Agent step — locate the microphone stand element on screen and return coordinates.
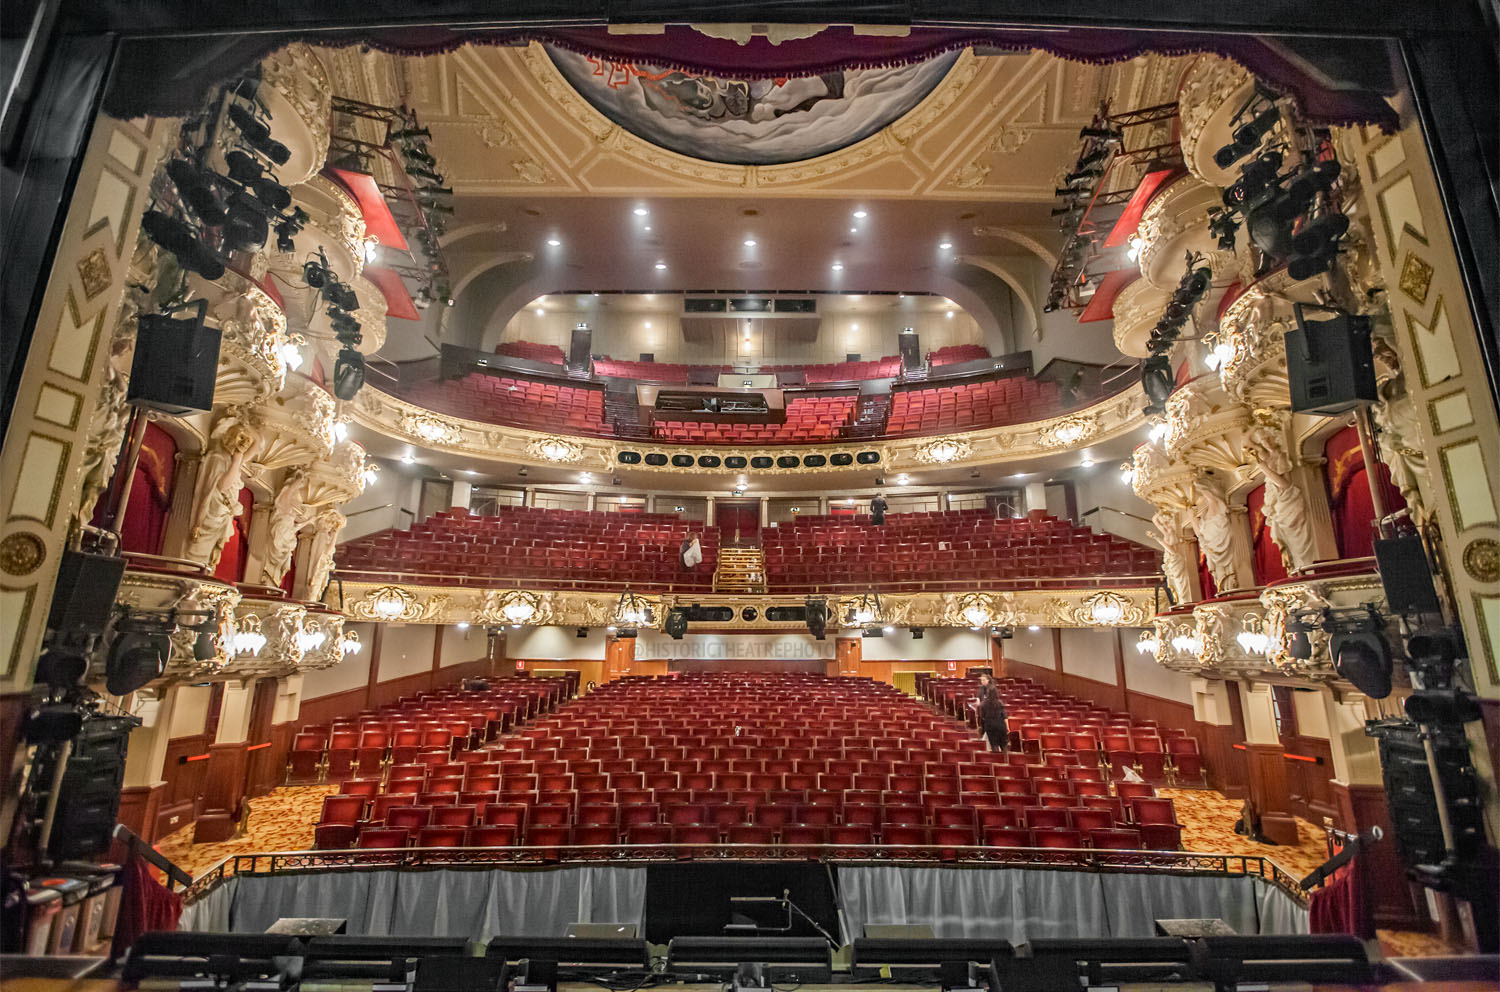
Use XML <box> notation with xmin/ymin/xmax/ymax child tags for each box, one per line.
<box><xmin>781</xmin><ymin>889</ymin><xmax>839</xmax><ymax>948</ymax></box>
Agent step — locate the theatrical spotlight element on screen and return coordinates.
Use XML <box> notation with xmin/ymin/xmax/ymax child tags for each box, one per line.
<box><xmin>333</xmin><ymin>347</ymin><xmax>366</xmax><ymax>401</ymax></box>
<box><xmin>165</xmin><ymin>159</ymin><xmax>226</xmax><ymax>225</ymax></box>
<box><xmin>226</xmin><ymin>103</ymin><xmax>291</xmax><ymax>165</ymax></box>
<box><xmin>106</xmin><ymin>612</ymin><xmax>172</xmax><ymax>696</ymax></box>
<box><xmin>665</xmin><ymin>608</ymin><xmax>689</xmax><ymax>640</ymax></box>
<box><xmin>1214</xmin><ymin>105</ymin><xmax>1281</xmax><ymax>169</ymax></box>
<box><xmin>1079</xmin><ymin>125</ymin><xmax>1123</xmax><ymax>142</ymax></box>
<box><xmin>1064</xmin><ymin>168</ymin><xmax>1102</xmax><ymax>186</ymax></box>
<box><xmin>1141</xmin><ymin>355</ymin><xmax>1174</xmax><ymax>404</ymax></box>
<box><xmin>805</xmin><ymin>599</ymin><xmax>829</xmax><ymax>640</ymax></box>
<box><xmin>390</xmin><ymin>126</ymin><xmax>432</xmax><ymax>141</ymax></box>
<box><xmin>1247</xmin><ymin>159</ymin><xmax>1342</xmax><ymax>258</ymax></box>
<box><xmin>1326</xmin><ymin>605</ymin><xmax>1392</xmax><ymax>698</ymax></box>
<box><xmin>140</xmin><ymin>210</ymin><xmax>226</xmax><ymax>280</ymax></box>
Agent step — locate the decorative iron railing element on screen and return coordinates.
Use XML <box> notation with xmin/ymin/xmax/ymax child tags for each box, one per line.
<box><xmin>181</xmin><ymin>843</ymin><xmax>1308</xmax><ymax>908</ymax></box>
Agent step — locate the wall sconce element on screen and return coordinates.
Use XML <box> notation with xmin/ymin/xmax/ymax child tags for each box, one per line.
<box><xmin>339</xmin><ymin>629</ymin><xmax>361</xmax><ymax>656</ymax></box>
<box><xmin>232</xmin><ymin>614</ymin><xmax>266</xmax><ymax>656</ymax></box>
<box><xmin>1237</xmin><ymin>612</ymin><xmax>1270</xmax><ymax>654</ymax></box>
<box><xmin>1136</xmin><ymin>629</ymin><xmax>1159</xmax><ymax>655</ymax></box>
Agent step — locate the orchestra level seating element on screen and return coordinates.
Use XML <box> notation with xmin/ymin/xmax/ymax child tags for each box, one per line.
<box><xmin>307</xmin><ymin>673</ymin><xmax>1190</xmax><ymax>855</ymax></box>
<box><xmin>763</xmin><ymin>509</ymin><xmax>1161</xmax><ymax>591</ymax></box>
<box><xmin>335</xmin><ymin>507</ymin><xmax>719</xmax><ymax>590</ymax></box>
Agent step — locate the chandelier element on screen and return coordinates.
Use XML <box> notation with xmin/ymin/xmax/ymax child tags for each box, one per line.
<box><xmin>841</xmin><ymin>591</ymin><xmax>884</xmax><ymax>629</ymax></box>
<box><xmin>613</xmin><ymin>590</ymin><xmax>656</xmax><ymax>629</ymax></box>
<box><xmin>231</xmin><ymin>614</ymin><xmax>266</xmax><ymax>656</ymax></box>
<box><xmin>493</xmin><ymin>589</ymin><xmax>542</xmax><ymax>626</ymax></box>
<box><xmin>915</xmin><ymin>438</ymin><xmax>969</xmax><ymax>464</ymax></box>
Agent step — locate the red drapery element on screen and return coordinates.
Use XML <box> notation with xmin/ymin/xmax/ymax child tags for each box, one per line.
<box><xmin>213</xmin><ymin>488</ymin><xmax>255</xmax><ymax>584</ymax></box>
<box><xmin>1246</xmin><ymin>484</ymin><xmax>1289</xmax><ymax>586</ymax></box>
<box><xmin>1197</xmin><ymin>546</ymin><xmax>1217</xmax><ymax>600</ymax></box>
<box><xmin>1323</xmin><ymin>425</ymin><xmax>1406</xmax><ymax>560</ymax></box>
<box><xmin>117</xmin><ymin>423</ymin><xmax>177</xmax><ymax>556</ymax></box>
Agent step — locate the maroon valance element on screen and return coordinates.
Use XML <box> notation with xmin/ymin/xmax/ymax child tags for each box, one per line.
<box><xmin>105</xmin><ymin>25</ymin><xmax>1398</xmax><ymax>131</ymax></box>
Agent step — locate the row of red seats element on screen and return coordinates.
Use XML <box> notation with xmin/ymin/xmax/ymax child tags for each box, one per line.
<box><xmin>395</xmin><ymin>373</ymin><xmax>611</xmax><ymax>436</ymax></box>
<box><xmin>652</xmin><ymin>395</ymin><xmax>857</xmax><ymax>444</ymax></box>
<box><xmin>335</xmin><ymin>507</ymin><xmax>719</xmax><ymax>590</ymax></box>
<box><xmin>929</xmin><ymin>344</ymin><xmax>990</xmax><ymax>366</ymax></box>
<box><xmin>886</xmin><ymin>376</ymin><xmax>1062</xmax><ymax>435</ymax></box>
<box><xmin>494</xmin><ymin>340</ymin><xmax>567</xmax><ymax>364</ymax></box>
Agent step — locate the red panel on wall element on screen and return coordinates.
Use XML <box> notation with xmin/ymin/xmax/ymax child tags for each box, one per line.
<box><xmin>118</xmin><ymin>423</ymin><xmax>178</xmax><ymax>555</ymax></box>
<box><xmin>1323</xmin><ymin>425</ymin><xmax>1406</xmax><ymax>560</ymax></box>
<box><xmin>213</xmin><ymin>488</ymin><xmax>256</xmax><ymax>584</ymax></box>
<box><xmin>1246</xmin><ymin>484</ymin><xmax>1289</xmax><ymax>585</ymax></box>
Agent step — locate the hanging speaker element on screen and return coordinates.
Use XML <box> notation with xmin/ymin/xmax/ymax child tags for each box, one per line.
<box><xmin>1374</xmin><ymin>536</ymin><xmax>1441</xmax><ymax>615</ymax></box>
<box><xmin>1284</xmin><ymin>312</ymin><xmax>1376</xmax><ymax>416</ymax></box>
<box><xmin>127</xmin><ymin>304</ymin><xmax>221</xmax><ymax>414</ymax></box>
<box><xmin>48</xmin><ymin>714</ymin><xmax>138</xmax><ymax>860</ymax></box>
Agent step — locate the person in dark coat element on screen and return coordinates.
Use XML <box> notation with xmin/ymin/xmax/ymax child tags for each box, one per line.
<box><xmin>975</xmin><ymin>673</ymin><xmax>1009</xmax><ymax>752</ymax></box>
<box><xmin>870</xmin><ymin>493</ymin><xmax>888</xmax><ymax>525</ymax></box>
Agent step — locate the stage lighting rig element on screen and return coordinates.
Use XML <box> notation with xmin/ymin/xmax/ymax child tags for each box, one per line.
<box><xmin>1214</xmin><ymin>103</ymin><xmax>1281</xmax><ymax>169</ymax></box>
<box><xmin>226</xmin><ymin>102</ymin><xmax>291</xmax><ymax>166</ymax></box>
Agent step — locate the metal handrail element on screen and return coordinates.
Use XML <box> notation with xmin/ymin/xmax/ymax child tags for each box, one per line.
<box><xmin>181</xmin><ymin>843</ymin><xmax>1308</xmax><ymax>908</ymax></box>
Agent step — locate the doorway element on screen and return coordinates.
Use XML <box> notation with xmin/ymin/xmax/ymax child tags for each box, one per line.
<box><xmin>716</xmin><ymin>500</ymin><xmax>760</xmax><ymax>546</ymax></box>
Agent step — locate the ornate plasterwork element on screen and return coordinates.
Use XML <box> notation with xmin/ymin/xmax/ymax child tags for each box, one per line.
<box><xmin>513</xmin><ymin>44</ymin><xmax>986</xmax><ymax>191</ymax></box>
<box><xmin>352</xmin><ymin>384</ymin><xmax>1143</xmax><ymax>476</ymax></box>
<box><xmin>331</xmin><ymin>580</ymin><xmax>1159</xmax><ymax>630</ymax></box>
<box><xmin>258</xmin><ymin>43</ymin><xmax>334</xmax><ymax>187</ymax></box>
<box><xmin>253</xmin><ymin>374</ymin><xmax>337</xmax><ymax>469</ymax></box>
<box><xmin>1216</xmin><ymin>275</ymin><xmax>1299</xmax><ymax>410</ymax></box>
<box><xmin>210</xmin><ymin>273</ymin><xmax>290</xmax><ymax>407</ymax></box>
<box><xmin>1041</xmin><ymin>413</ymin><xmax>1098</xmax><ymax>448</ymax></box>
<box><xmin>526</xmin><ymin>436</ymin><xmax>584</xmax><ymax>463</ymax></box>
<box><xmin>1135</xmin><ymin>176</ymin><xmax>1235</xmax><ymax>291</ymax></box>
<box><xmin>1176</xmin><ymin>55</ymin><xmax>1254</xmax><ymax>185</ymax></box>
<box><xmin>912</xmin><ymin>437</ymin><xmax>971</xmax><ymax>465</ymax></box>
<box><xmin>304</xmin><ymin>439</ymin><xmax>369</xmax><ymax>507</ymax></box>
<box><xmin>1162</xmin><ymin>376</ymin><xmax>1251</xmax><ymax>474</ymax></box>
<box><xmin>1111</xmin><ymin>276</ymin><xmax>1170</xmax><ymax>358</ymax></box>
<box><xmin>113</xmin><ymin>569</ymin><xmax>243</xmax><ymax>680</ymax></box>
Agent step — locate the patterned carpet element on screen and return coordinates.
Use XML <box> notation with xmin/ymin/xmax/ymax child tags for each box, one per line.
<box><xmin>155</xmin><ymin>782</ymin><xmax>1455</xmax><ymax>956</ymax></box>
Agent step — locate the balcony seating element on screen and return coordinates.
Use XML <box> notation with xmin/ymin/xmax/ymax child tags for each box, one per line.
<box><xmin>495</xmin><ymin>341</ymin><xmax>566</xmax><ymax>365</ymax></box>
<box><xmin>652</xmin><ymin>394</ymin><xmax>857</xmax><ymax>444</ymax></box>
<box><xmin>928</xmin><ymin>344</ymin><xmax>990</xmax><ymax>366</ymax></box>
<box><xmin>309</xmin><ymin>673</ymin><xmax>1187</xmax><ymax>857</ymax></box>
<box><xmin>395</xmin><ymin>374</ymin><xmax>609</xmax><ymax>435</ymax></box>
<box><xmin>886</xmin><ymin>376</ymin><xmax>1062</xmax><ymax>435</ymax></box>
<box><xmin>762</xmin><ymin>509</ymin><xmax>1160</xmax><ymax>592</ymax></box>
<box><xmin>335</xmin><ymin>506</ymin><xmax>719</xmax><ymax>591</ymax></box>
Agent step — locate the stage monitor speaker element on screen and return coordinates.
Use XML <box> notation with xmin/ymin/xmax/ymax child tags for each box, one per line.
<box><xmin>1375</xmin><ymin>536</ymin><xmax>1441</xmax><ymax>615</ymax></box>
<box><xmin>127</xmin><ymin>310</ymin><xmax>221</xmax><ymax>414</ymax></box>
<box><xmin>568</xmin><ymin>323</ymin><xmax>592</xmax><ymax>370</ymax></box>
<box><xmin>47</xmin><ymin>550</ymin><xmax>127</xmax><ymax>636</ymax></box>
<box><xmin>48</xmin><ymin>714</ymin><xmax>137</xmax><ymax>859</ymax></box>
<box><xmin>1284</xmin><ymin>313</ymin><xmax>1376</xmax><ymax>415</ymax></box>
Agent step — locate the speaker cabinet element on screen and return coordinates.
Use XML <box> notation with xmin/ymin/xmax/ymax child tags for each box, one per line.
<box><xmin>47</xmin><ymin>550</ymin><xmax>127</xmax><ymax>636</ymax></box>
<box><xmin>1284</xmin><ymin>314</ymin><xmax>1376</xmax><ymax>415</ymax></box>
<box><xmin>127</xmin><ymin>312</ymin><xmax>221</xmax><ymax>414</ymax></box>
<box><xmin>1375</xmin><ymin>536</ymin><xmax>1441</xmax><ymax>614</ymax></box>
<box><xmin>48</xmin><ymin>715</ymin><xmax>137</xmax><ymax>859</ymax></box>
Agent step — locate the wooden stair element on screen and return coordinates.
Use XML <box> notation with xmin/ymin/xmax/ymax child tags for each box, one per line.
<box><xmin>714</xmin><ymin>547</ymin><xmax>766</xmax><ymax>593</ymax></box>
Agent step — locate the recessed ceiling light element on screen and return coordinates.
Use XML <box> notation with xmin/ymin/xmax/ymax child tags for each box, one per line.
<box><xmin>743</xmin><ymin>238</ymin><xmax>757</xmax><ymax>247</ymax></box>
<box><xmin>464</xmin><ymin>469</ymin><xmax>478</xmax><ymax>476</ymax></box>
<box><xmin>851</xmin><ymin>322</ymin><xmax>859</xmax><ymax>331</ymax></box>
<box><xmin>546</xmin><ymin>238</ymin><xmax>561</xmax><ymax>247</ymax></box>
<box><xmin>831</xmin><ymin>262</ymin><xmax>844</xmax><ymax>271</ymax></box>
<box><xmin>654</xmin><ymin>261</ymin><xmax>667</xmax><ymax>270</ymax></box>
<box><xmin>643</xmin><ymin>225</ymin><xmax>652</xmax><ymax>231</ymax></box>
<box><xmin>633</xmin><ymin>206</ymin><xmax>648</xmax><ymax>216</ymax></box>
<box><xmin>1081</xmin><ymin>458</ymin><xmax>1095</xmax><ymax>467</ymax></box>
<box><xmin>400</xmin><ymin>454</ymin><xmax>415</xmax><ymax>464</ymax></box>
<box><xmin>534</xmin><ymin>307</ymin><xmax>544</xmax><ymax>316</ymax></box>
<box><xmin>853</xmin><ymin>209</ymin><xmax>867</xmax><ymax>218</ymax></box>
<box><xmin>939</xmin><ymin>241</ymin><xmax>952</xmax><ymax>250</ymax></box>
<box><xmin>945</xmin><ymin>310</ymin><xmax>955</xmax><ymax>319</ymax></box>
<box><xmin>850</xmin><ymin>227</ymin><xmax>858</xmax><ymax>233</ymax></box>
<box><xmin>1028</xmin><ymin>624</ymin><xmax>1041</xmax><ymax>632</ymax></box>
<box><xmin>644</xmin><ymin>320</ymin><xmax>652</xmax><ymax>328</ymax></box>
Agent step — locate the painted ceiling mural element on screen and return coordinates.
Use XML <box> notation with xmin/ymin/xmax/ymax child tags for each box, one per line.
<box><xmin>546</xmin><ymin>45</ymin><xmax>961</xmax><ymax>166</ymax></box>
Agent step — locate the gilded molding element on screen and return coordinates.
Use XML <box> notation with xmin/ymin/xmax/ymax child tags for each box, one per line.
<box><xmin>352</xmin><ymin>384</ymin><xmax>1143</xmax><ymax>475</ymax></box>
<box><xmin>331</xmin><ymin>580</ymin><xmax>1159</xmax><ymax>630</ymax></box>
<box><xmin>1176</xmin><ymin>55</ymin><xmax>1254</xmax><ymax>185</ymax></box>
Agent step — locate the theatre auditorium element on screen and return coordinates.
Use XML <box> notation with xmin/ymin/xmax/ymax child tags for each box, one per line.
<box><xmin>1</xmin><ymin>3</ymin><xmax>1497</xmax><ymax>989</ymax></box>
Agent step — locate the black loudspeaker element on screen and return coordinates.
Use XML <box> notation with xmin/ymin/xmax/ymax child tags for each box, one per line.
<box><xmin>568</xmin><ymin>323</ymin><xmax>593</xmax><ymax>370</ymax></box>
<box><xmin>48</xmin><ymin>714</ymin><xmax>137</xmax><ymax>859</ymax></box>
<box><xmin>1373</xmin><ymin>721</ymin><xmax>1486</xmax><ymax>866</ymax></box>
<box><xmin>47</xmin><ymin>550</ymin><xmax>127</xmax><ymax>636</ymax></box>
<box><xmin>127</xmin><ymin>308</ymin><xmax>221</xmax><ymax>414</ymax></box>
<box><xmin>1284</xmin><ymin>313</ymin><xmax>1376</xmax><ymax>415</ymax></box>
<box><xmin>664</xmin><ymin>609</ymin><xmax>688</xmax><ymax>640</ymax></box>
<box><xmin>1375</xmin><ymin>536</ymin><xmax>1441</xmax><ymax>615</ymax></box>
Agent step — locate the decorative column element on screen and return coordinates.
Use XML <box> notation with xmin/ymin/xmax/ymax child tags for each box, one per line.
<box><xmin>117</xmin><ymin>686</ymin><xmax>179</xmax><ymax>843</ymax></box>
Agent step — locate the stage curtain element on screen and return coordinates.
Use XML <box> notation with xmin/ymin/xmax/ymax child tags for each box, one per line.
<box><xmin>118</xmin><ymin>422</ymin><xmax>177</xmax><ymax>555</ymax></box>
<box><xmin>1246</xmin><ymin>484</ymin><xmax>1288</xmax><ymax>585</ymax></box>
<box><xmin>222</xmin><ymin>866</ymin><xmax>644</xmax><ymax>940</ymax></box>
<box><xmin>213</xmin><ymin>488</ymin><xmax>255</xmax><ymax>584</ymax></box>
<box><xmin>838</xmin><ymin>866</ymin><xmax>1307</xmax><ymax>939</ymax></box>
<box><xmin>1323</xmin><ymin>426</ymin><xmax>1406</xmax><ymax>560</ymax></box>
